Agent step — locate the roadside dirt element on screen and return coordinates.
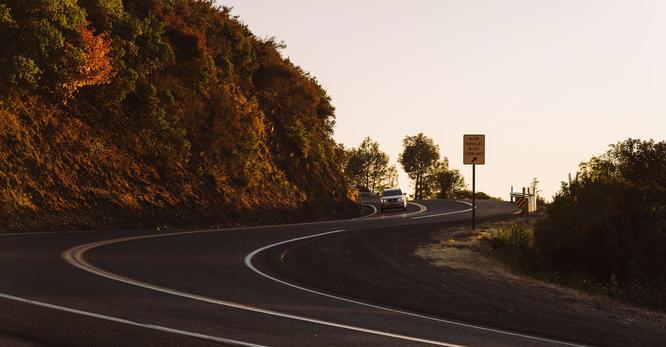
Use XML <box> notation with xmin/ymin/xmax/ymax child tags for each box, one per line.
<box><xmin>272</xmin><ymin>217</ymin><xmax>666</xmax><ymax>347</ymax></box>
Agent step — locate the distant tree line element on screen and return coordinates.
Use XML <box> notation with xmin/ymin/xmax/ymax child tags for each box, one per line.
<box><xmin>341</xmin><ymin>133</ymin><xmax>473</xmax><ymax>200</ymax></box>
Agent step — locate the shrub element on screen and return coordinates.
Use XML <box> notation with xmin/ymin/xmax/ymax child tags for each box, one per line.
<box><xmin>489</xmin><ymin>222</ymin><xmax>539</xmax><ymax>271</ymax></box>
<box><xmin>0</xmin><ymin>0</ymin><xmax>358</xmax><ymax>232</ymax></box>
<box><xmin>535</xmin><ymin>139</ymin><xmax>666</xmax><ymax>308</ymax></box>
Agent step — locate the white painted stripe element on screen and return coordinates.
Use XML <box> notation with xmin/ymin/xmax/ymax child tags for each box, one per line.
<box><xmin>61</xmin><ymin>234</ymin><xmax>463</xmax><ymax>347</ymax></box>
<box><xmin>412</xmin><ymin>200</ymin><xmax>473</xmax><ymax>219</ymax></box>
<box><xmin>354</xmin><ymin>201</ymin><xmax>427</xmax><ymax>220</ymax></box>
<box><xmin>244</xmin><ymin>230</ymin><xmax>585</xmax><ymax>347</ymax></box>
<box><xmin>406</xmin><ymin>201</ymin><xmax>428</xmax><ymax>216</ymax></box>
<box><xmin>1</xmin><ymin>200</ymin><xmax>423</xmax><ymax>237</ymax></box>
<box><xmin>0</xmin><ymin>292</ymin><xmax>263</xmax><ymax>346</ymax></box>
<box><xmin>16</xmin><ymin>200</ymin><xmax>564</xmax><ymax>346</ymax></box>
<box><xmin>353</xmin><ymin>204</ymin><xmax>378</xmax><ymax>219</ymax></box>
<box><xmin>454</xmin><ymin>200</ymin><xmax>474</xmax><ymax>207</ymax></box>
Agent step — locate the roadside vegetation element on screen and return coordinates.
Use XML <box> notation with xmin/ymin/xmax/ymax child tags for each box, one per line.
<box><xmin>397</xmin><ymin>133</ymin><xmax>500</xmax><ymax>200</ymax></box>
<box><xmin>342</xmin><ymin>137</ymin><xmax>397</xmax><ymax>193</ymax></box>
<box><xmin>488</xmin><ymin>139</ymin><xmax>666</xmax><ymax>310</ymax></box>
<box><xmin>0</xmin><ymin>0</ymin><xmax>359</xmax><ymax>232</ymax></box>
<box><xmin>341</xmin><ymin>133</ymin><xmax>500</xmax><ymax>200</ymax></box>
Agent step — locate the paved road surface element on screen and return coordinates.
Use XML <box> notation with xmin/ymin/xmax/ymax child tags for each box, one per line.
<box><xmin>0</xmin><ymin>199</ymin><xmax>586</xmax><ymax>346</ymax></box>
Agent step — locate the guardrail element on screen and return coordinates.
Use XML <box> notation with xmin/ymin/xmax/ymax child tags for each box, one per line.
<box><xmin>510</xmin><ymin>187</ymin><xmax>537</xmax><ymax>213</ymax></box>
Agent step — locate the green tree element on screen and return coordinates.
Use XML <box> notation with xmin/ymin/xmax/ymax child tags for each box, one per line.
<box><xmin>399</xmin><ymin>133</ymin><xmax>440</xmax><ymax>200</ymax></box>
<box><xmin>344</xmin><ymin>137</ymin><xmax>390</xmax><ymax>193</ymax></box>
<box><xmin>385</xmin><ymin>164</ymin><xmax>399</xmax><ymax>188</ymax></box>
<box><xmin>436</xmin><ymin>167</ymin><xmax>466</xmax><ymax>199</ymax></box>
<box><xmin>374</xmin><ymin>164</ymin><xmax>399</xmax><ymax>193</ymax></box>
<box><xmin>419</xmin><ymin>159</ymin><xmax>445</xmax><ymax>199</ymax></box>
<box><xmin>0</xmin><ymin>0</ymin><xmax>113</xmax><ymax>99</ymax></box>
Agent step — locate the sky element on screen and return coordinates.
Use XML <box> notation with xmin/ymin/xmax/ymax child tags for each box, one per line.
<box><xmin>220</xmin><ymin>0</ymin><xmax>666</xmax><ymax>200</ymax></box>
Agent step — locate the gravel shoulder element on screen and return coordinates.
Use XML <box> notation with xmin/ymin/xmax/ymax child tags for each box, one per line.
<box><xmin>272</xmin><ymin>217</ymin><xmax>666</xmax><ymax>346</ymax></box>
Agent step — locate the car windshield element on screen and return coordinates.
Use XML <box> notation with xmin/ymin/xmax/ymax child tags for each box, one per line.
<box><xmin>382</xmin><ymin>189</ymin><xmax>402</xmax><ymax>197</ymax></box>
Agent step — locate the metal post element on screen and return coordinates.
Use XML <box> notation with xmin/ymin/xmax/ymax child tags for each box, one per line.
<box><xmin>472</xmin><ymin>164</ymin><xmax>476</xmax><ymax>230</ymax></box>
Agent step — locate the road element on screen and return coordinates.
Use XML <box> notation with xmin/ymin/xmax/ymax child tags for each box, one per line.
<box><xmin>0</xmin><ymin>199</ymin><xmax>587</xmax><ymax>346</ymax></box>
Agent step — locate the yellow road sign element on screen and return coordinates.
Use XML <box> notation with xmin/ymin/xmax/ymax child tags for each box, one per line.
<box><xmin>463</xmin><ymin>134</ymin><xmax>485</xmax><ymax>165</ymax></box>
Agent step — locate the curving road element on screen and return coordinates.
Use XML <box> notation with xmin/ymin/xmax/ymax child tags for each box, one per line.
<box><xmin>0</xmin><ymin>199</ymin><xmax>589</xmax><ymax>346</ymax></box>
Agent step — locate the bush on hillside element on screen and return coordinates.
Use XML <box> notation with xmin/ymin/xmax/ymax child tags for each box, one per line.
<box><xmin>535</xmin><ymin>139</ymin><xmax>666</xmax><ymax>308</ymax></box>
<box><xmin>0</xmin><ymin>0</ymin><xmax>358</xmax><ymax>232</ymax></box>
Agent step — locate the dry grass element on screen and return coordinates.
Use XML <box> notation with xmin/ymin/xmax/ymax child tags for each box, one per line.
<box><xmin>415</xmin><ymin>221</ymin><xmax>521</xmax><ymax>280</ymax></box>
<box><xmin>416</xmin><ymin>219</ymin><xmax>666</xmax><ymax>325</ymax></box>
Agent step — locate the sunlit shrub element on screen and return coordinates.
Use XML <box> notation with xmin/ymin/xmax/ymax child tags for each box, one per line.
<box><xmin>0</xmin><ymin>0</ymin><xmax>358</xmax><ymax>232</ymax></box>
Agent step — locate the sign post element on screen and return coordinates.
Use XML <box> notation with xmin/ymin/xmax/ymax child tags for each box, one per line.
<box><xmin>463</xmin><ymin>134</ymin><xmax>485</xmax><ymax>230</ymax></box>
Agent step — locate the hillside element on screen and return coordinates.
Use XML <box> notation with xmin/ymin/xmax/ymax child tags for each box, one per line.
<box><xmin>0</xmin><ymin>0</ymin><xmax>359</xmax><ymax>232</ymax></box>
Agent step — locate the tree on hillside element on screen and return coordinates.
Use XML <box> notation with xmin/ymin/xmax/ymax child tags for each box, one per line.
<box><xmin>399</xmin><ymin>133</ymin><xmax>440</xmax><ymax>200</ymax></box>
<box><xmin>344</xmin><ymin>137</ymin><xmax>391</xmax><ymax>193</ymax></box>
<box><xmin>373</xmin><ymin>164</ymin><xmax>399</xmax><ymax>193</ymax></box>
<box><xmin>385</xmin><ymin>165</ymin><xmax>399</xmax><ymax>188</ymax></box>
<box><xmin>413</xmin><ymin>158</ymin><xmax>468</xmax><ymax>200</ymax></box>
<box><xmin>344</xmin><ymin>148</ymin><xmax>366</xmax><ymax>189</ymax></box>
<box><xmin>436</xmin><ymin>167</ymin><xmax>466</xmax><ymax>199</ymax></box>
<box><xmin>334</xmin><ymin>143</ymin><xmax>349</xmax><ymax>165</ymax></box>
<box><xmin>0</xmin><ymin>0</ymin><xmax>113</xmax><ymax>99</ymax></box>
<box><xmin>418</xmin><ymin>159</ymin><xmax>446</xmax><ymax>199</ymax></box>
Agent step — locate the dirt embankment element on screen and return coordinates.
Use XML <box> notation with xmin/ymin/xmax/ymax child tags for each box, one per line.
<box><xmin>273</xmin><ymin>218</ymin><xmax>666</xmax><ymax>347</ymax></box>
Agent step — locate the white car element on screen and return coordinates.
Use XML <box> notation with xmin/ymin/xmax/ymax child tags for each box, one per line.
<box><xmin>379</xmin><ymin>188</ymin><xmax>408</xmax><ymax>212</ymax></box>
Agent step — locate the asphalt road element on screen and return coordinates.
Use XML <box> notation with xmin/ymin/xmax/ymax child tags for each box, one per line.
<box><xmin>0</xmin><ymin>199</ymin><xmax>588</xmax><ymax>347</ymax></box>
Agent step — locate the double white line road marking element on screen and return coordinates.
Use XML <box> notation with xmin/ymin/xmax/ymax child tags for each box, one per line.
<box><xmin>59</xmin><ymin>230</ymin><xmax>462</xmax><ymax>346</ymax></box>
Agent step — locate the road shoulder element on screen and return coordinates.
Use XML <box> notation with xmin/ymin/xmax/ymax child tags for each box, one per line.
<box><xmin>272</xmin><ymin>218</ymin><xmax>666</xmax><ymax>347</ymax></box>
<box><xmin>417</xmin><ymin>220</ymin><xmax>666</xmax><ymax>337</ymax></box>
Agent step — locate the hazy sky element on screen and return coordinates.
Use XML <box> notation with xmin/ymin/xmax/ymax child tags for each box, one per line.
<box><xmin>220</xmin><ymin>0</ymin><xmax>665</xmax><ymax>199</ymax></box>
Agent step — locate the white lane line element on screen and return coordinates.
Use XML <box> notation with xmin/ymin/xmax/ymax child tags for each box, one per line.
<box><xmin>244</xmin><ymin>230</ymin><xmax>585</xmax><ymax>347</ymax></box>
<box><xmin>354</xmin><ymin>201</ymin><xmax>427</xmax><ymax>220</ymax></box>
<box><xmin>412</xmin><ymin>200</ymin><xmax>473</xmax><ymax>219</ymax></box>
<box><xmin>406</xmin><ymin>201</ymin><xmax>428</xmax><ymax>216</ymax></box>
<box><xmin>61</xmin><ymin>233</ymin><xmax>463</xmax><ymax>347</ymax></box>
<box><xmin>0</xmin><ymin>292</ymin><xmax>263</xmax><ymax>347</ymax></box>
<box><xmin>353</xmin><ymin>204</ymin><xmax>378</xmax><ymax>219</ymax></box>
<box><xmin>454</xmin><ymin>200</ymin><xmax>474</xmax><ymax>207</ymax></box>
<box><xmin>0</xmin><ymin>199</ymin><xmax>433</xmax><ymax>238</ymax></box>
<box><xmin>0</xmin><ymin>200</ymin><xmax>421</xmax><ymax>237</ymax></box>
